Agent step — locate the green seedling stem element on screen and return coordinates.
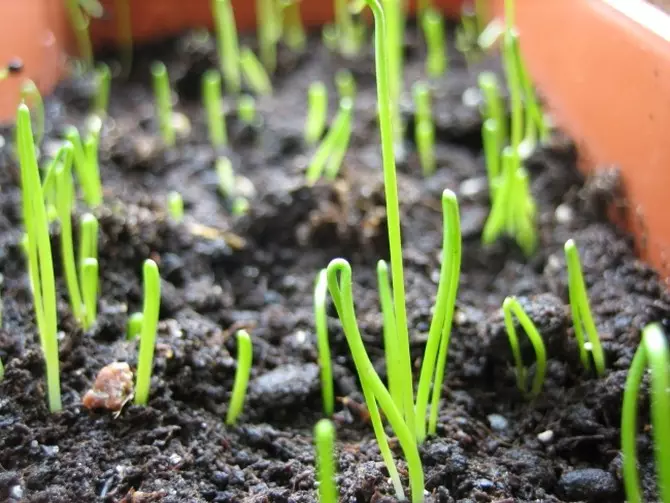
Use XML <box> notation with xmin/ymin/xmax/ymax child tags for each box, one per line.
<box><xmin>81</xmin><ymin>258</ymin><xmax>98</xmax><ymax>329</ymax></box>
<box><xmin>65</xmin><ymin>0</ymin><xmax>94</xmax><ymax>69</ymax></box>
<box><xmin>327</xmin><ymin>259</ymin><xmax>421</xmax><ymax>502</ymax></box>
<box><xmin>478</xmin><ymin>71</ymin><xmax>507</xmax><ymax>148</ymax></box>
<box><xmin>151</xmin><ymin>62</ymin><xmax>176</xmax><ymax>147</ymax></box>
<box><xmin>509</xmin><ymin>167</ymin><xmax>537</xmax><ymax>255</ymax></box>
<box><xmin>17</xmin><ymin>104</ymin><xmax>61</xmax><ymax>412</ymax></box>
<box><xmin>482</xmin><ymin>146</ymin><xmax>515</xmax><ymax>246</ymax></box>
<box><xmin>334</xmin><ymin>0</ymin><xmax>360</xmax><ymax>56</ymax></box>
<box><xmin>79</xmin><ymin>213</ymin><xmax>99</xmax><ymax>302</ymax></box>
<box><xmin>474</xmin><ymin>0</ymin><xmax>488</xmax><ymax>33</ymax></box>
<box><xmin>281</xmin><ymin>0</ymin><xmax>306</xmax><ymax>50</ymax></box>
<box><xmin>504</xmin><ymin>0</ymin><xmax>516</xmax><ymax>31</ymax></box>
<box><xmin>213</xmin><ymin>0</ymin><xmax>241</xmax><ymax>94</ymax></box>
<box><xmin>54</xmin><ymin>144</ymin><xmax>84</xmax><ymax>324</ymax></box>
<box><xmin>127</xmin><ymin>312</ymin><xmax>143</xmax><ymax>341</ymax></box>
<box><xmin>412</xmin><ymin>82</ymin><xmax>431</xmax><ymax>126</ymax></box>
<box><xmin>305</xmin><ymin>98</ymin><xmax>353</xmax><ymax>185</ymax></box>
<box><xmin>240</xmin><ymin>47</ymin><xmax>273</xmax><ymax>96</ymax></box>
<box><xmin>502</xmin><ymin>296</ymin><xmax>546</xmax><ymax>398</ymax></box>
<box><xmin>231</xmin><ymin>197</ymin><xmax>249</xmax><ymax>216</ymax></box>
<box><xmin>314</xmin><ymin>419</ymin><xmax>338</xmax><ymax>503</ymax></box>
<box><xmin>305</xmin><ymin>81</ymin><xmax>328</xmax><ymax>145</ymax></box>
<box><xmin>335</xmin><ymin>69</ymin><xmax>356</xmax><ymax>101</ymax></box>
<box><xmin>482</xmin><ymin>119</ymin><xmax>500</xmax><ymax>197</ymax></box>
<box><xmin>256</xmin><ymin>0</ymin><xmax>280</xmax><ymax>73</ymax></box>
<box><xmin>21</xmin><ymin>80</ymin><xmax>45</xmax><ymax>146</ymax></box>
<box><xmin>226</xmin><ymin>329</ymin><xmax>253</xmax><ymax>425</ymax></box>
<box><xmin>167</xmin><ymin>191</ymin><xmax>184</xmax><ymax>222</ymax></box>
<box><xmin>115</xmin><ymin>0</ymin><xmax>133</xmax><ymax>77</ymax></box>
<box><xmin>134</xmin><ymin>259</ymin><xmax>161</xmax><ymax>405</ymax></box>
<box><xmin>564</xmin><ymin>239</ymin><xmax>606</xmax><ymax>375</ymax></box>
<box><xmin>382</xmin><ymin>0</ymin><xmax>405</xmax><ymax>149</ymax></box>
<box><xmin>503</xmin><ymin>31</ymin><xmax>523</xmax><ymax>155</ymax></box>
<box><xmin>216</xmin><ymin>157</ymin><xmax>236</xmax><ymax>199</ymax></box>
<box><xmin>237</xmin><ymin>95</ymin><xmax>257</xmax><ymax>125</ymax></box>
<box><xmin>415</xmin><ymin>190</ymin><xmax>461</xmax><ymax>442</ymax></box>
<box><xmin>314</xmin><ymin>269</ymin><xmax>335</xmax><ymax>416</ymax></box>
<box><xmin>377</xmin><ymin>260</ymin><xmax>401</xmax><ymax>411</ymax></box>
<box><xmin>415</xmin><ymin>120</ymin><xmax>436</xmax><ymax>177</ymax></box>
<box><xmin>93</xmin><ymin>63</ymin><xmax>111</xmax><ymax>118</ymax></box>
<box><xmin>83</xmin><ymin>127</ymin><xmax>103</xmax><ymax>207</ymax></box>
<box><xmin>202</xmin><ymin>70</ymin><xmax>228</xmax><ymax>148</ymax></box>
<box><xmin>621</xmin><ymin>322</ymin><xmax>670</xmax><ymax>503</ymax></box>
<box><xmin>421</xmin><ymin>8</ymin><xmax>448</xmax><ymax>78</ymax></box>
<box><xmin>417</xmin><ymin>0</ymin><xmax>432</xmax><ymax>17</ymax></box>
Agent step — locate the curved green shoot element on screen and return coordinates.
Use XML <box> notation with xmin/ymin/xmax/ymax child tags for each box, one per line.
<box><xmin>564</xmin><ymin>239</ymin><xmax>605</xmax><ymax>375</ymax></box>
<box><xmin>335</xmin><ymin>69</ymin><xmax>356</xmax><ymax>101</ymax></box>
<box><xmin>216</xmin><ymin>157</ymin><xmax>236</xmax><ymax>198</ymax></box>
<box><xmin>502</xmin><ymin>296</ymin><xmax>547</xmax><ymax>399</ymax></box>
<box><xmin>202</xmin><ymin>70</ymin><xmax>228</xmax><ymax>148</ymax></box>
<box><xmin>482</xmin><ymin>119</ymin><xmax>500</xmax><ymax>197</ymax></box>
<box><xmin>621</xmin><ymin>322</ymin><xmax>670</xmax><ymax>503</ymax></box>
<box><xmin>127</xmin><ymin>312</ymin><xmax>143</xmax><ymax>341</ymax></box>
<box><xmin>327</xmin><ymin>259</ymin><xmax>421</xmax><ymax>502</ymax></box>
<box><xmin>21</xmin><ymin>80</ymin><xmax>45</xmax><ymax>146</ymax></box>
<box><xmin>17</xmin><ymin>104</ymin><xmax>61</xmax><ymax>412</ymax></box>
<box><xmin>226</xmin><ymin>329</ymin><xmax>253</xmax><ymax>425</ymax></box>
<box><xmin>415</xmin><ymin>190</ymin><xmax>461</xmax><ymax>442</ymax></box>
<box><xmin>93</xmin><ymin>63</ymin><xmax>111</xmax><ymax>118</ymax></box>
<box><xmin>281</xmin><ymin>0</ymin><xmax>306</xmax><ymax>51</ymax></box>
<box><xmin>305</xmin><ymin>81</ymin><xmax>328</xmax><ymax>145</ymax></box>
<box><xmin>314</xmin><ymin>419</ymin><xmax>338</xmax><ymax>503</ymax></box>
<box><xmin>421</xmin><ymin>8</ymin><xmax>448</xmax><ymax>78</ymax></box>
<box><xmin>213</xmin><ymin>0</ymin><xmax>241</xmax><ymax>94</ymax></box>
<box><xmin>478</xmin><ymin>71</ymin><xmax>506</xmax><ymax>148</ymax></box>
<box><xmin>115</xmin><ymin>0</ymin><xmax>133</xmax><ymax>78</ymax></box>
<box><xmin>314</xmin><ymin>269</ymin><xmax>334</xmax><ymax>416</ymax></box>
<box><xmin>81</xmin><ymin>258</ymin><xmax>98</xmax><ymax>329</ymax></box>
<box><xmin>240</xmin><ymin>47</ymin><xmax>273</xmax><ymax>96</ymax></box>
<box><xmin>134</xmin><ymin>259</ymin><xmax>161</xmax><ymax>405</ymax></box>
<box><xmin>377</xmin><ymin>260</ymin><xmax>401</xmax><ymax>412</ymax></box>
<box><xmin>65</xmin><ymin>0</ymin><xmax>94</xmax><ymax>69</ymax></box>
<box><xmin>54</xmin><ymin>143</ymin><xmax>84</xmax><ymax>324</ymax></box>
<box><xmin>167</xmin><ymin>191</ymin><xmax>184</xmax><ymax>223</ymax></box>
<box><xmin>151</xmin><ymin>62</ymin><xmax>176</xmax><ymax>147</ymax></box>
<box><xmin>237</xmin><ymin>95</ymin><xmax>257</xmax><ymax>126</ymax></box>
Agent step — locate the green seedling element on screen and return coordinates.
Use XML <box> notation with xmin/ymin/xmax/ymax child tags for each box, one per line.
<box><xmin>79</xmin><ymin>213</ymin><xmax>99</xmax><ymax>282</ymax></box>
<box><xmin>216</xmin><ymin>157</ymin><xmax>236</xmax><ymax>198</ymax></box>
<box><xmin>21</xmin><ymin>79</ymin><xmax>45</xmax><ymax>146</ymax></box>
<box><xmin>314</xmin><ymin>419</ymin><xmax>338</xmax><ymax>503</ymax></box>
<box><xmin>237</xmin><ymin>95</ymin><xmax>258</xmax><ymax>126</ymax></box>
<box><xmin>167</xmin><ymin>191</ymin><xmax>184</xmax><ymax>222</ymax></box>
<box><xmin>17</xmin><ymin>104</ymin><xmax>61</xmax><ymax>412</ymax></box>
<box><xmin>333</xmin><ymin>0</ymin><xmax>364</xmax><ymax>56</ymax></box>
<box><xmin>281</xmin><ymin>0</ymin><xmax>306</xmax><ymax>51</ymax></box>
<box><xmin>305</xmin><ymin>98</ymin><xmax>353</xmax><ymax>185</ymax></box>
<box><xmin>305</xmin><ymin>81</ymin><xmax>328</xmax><ymax>145</ymax></box>
<box><xmin>151</xmin><ymin>62</ymin><xmax>176</xmax><ymax>147</ymax></box>
<box><xmin>134</xmin><ymin>259</ymin><xmax>161</xmax><ymax>405</ymax></box>
<box><xmin>377</xmin><ymin>260</ymin><xmax>401</xmax><ymax>411</ymax></box>
<box><xmin>474</xmin><ymin>0</ymin><xmax>488</xmax><ymax>33</ymax></box>
<box><xmin>335</xmin><ymin>69</ymin><xmax>356</xmax><ymax>101</ymax></box>
<box><xmin>256</xmin><ymin>0</ymin><xmax>281</xmax><ymax>73</ymax></box>
<box><xmin>481</xmin><ymin>118</ymin><xmax>501</xmax><ymax>200</ymax></box>
<box><xmin>202</xmin><ymin>70</ymin><xmax>228</xmax><ymax>148</ymax></box>
<box><xmin>478</xmin><ymin>71</ymin><xmax>506</xmax><ymax>147</ymax></box>
<box><xmin>383</xmin><ymin>0</ymin><xmax>405</xmax><ymax>149</ymax></box>
<box><xmin>412</xmin><ymin>82</ymin><xmax>431</xmax><ymax>125</ymax></box>
<box><xmin>64</xmin><ymin>124</ymin><xmax>103</xmax><ymax>207</ymax></box>
<box><xmin>502</xmin><ymin>296</ymin><xmax>547</xmax><ymax>398</ymax></box>
<box><xmin>127</xmin><ymin>312</ymin><xmax>143</xmax><ymax>341</ymax></box>
<box><xmin>564</xmin><ymin>239</ymin><xmax>605</xmax><ymax>375</ymax></box>
<box><xmin>65</xmin><ymin>0</ymin><xmax>94</xmax><ymax>69</ymax></box>
<box><xmin>417</xmin><ymin>0</ymin><xmax>432</xmax><ymax>17</ymax></box>
<box><xmin>621</xmin><ymin>322</ymin><xmax>670</xmax><ymax>503</ymax></box>
<box><xmin>314</xmin><ymin>269</ymin><xmax>334</xmax><ymax>416</ymax></box>
<box><xmin>240</xmin><ymin>47</ymin><xmax>273</xmax><ymax>96</ymax></box>
<box><xmin>213</xmin><ymin>0</ymin><xmax>241</xmax><ymax>94</ymax></box>
<box><xmin>412</xmin><ymin>82</ymin><xmax>435</xmax><ymax>177</ymax></box>
<box><xmin>93</xmin><ymin>63</ymin><xmax>111</xmax><ymax>118</ymax></box>
<box><xmin>226</xmin><ymin>329</ymin><xmax>253</xmax><ymax>425</ymax></box>
<box><xmin>81</xmin><ymin>258</ymin><xmax>98</xmax><ymax>329</ymax></box>
<box><xmin>115</xmin><ymin>0</ymin><xmax>133</xmax><ymax>77</ymax></box>
<box><xmin>231</xmin><ymin>196</ymin><xmax>249</xmax><ymax>217</ymax></box>
<box><xmin>421</xmin><ymin>8</ymin><xmax>448</xmax><ymax>78</ymax></box>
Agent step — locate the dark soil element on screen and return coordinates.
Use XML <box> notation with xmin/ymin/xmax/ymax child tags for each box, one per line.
<box><xmin>1</xmin><ymin>23</ymin><xmax>668</xmax><ymax>503</ymax></box>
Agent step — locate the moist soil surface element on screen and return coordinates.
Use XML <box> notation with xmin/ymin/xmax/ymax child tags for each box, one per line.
<box><xmin>1</xmin><ymin>25</ymin><xmax>669</xmax><ymax>503</ymax></box>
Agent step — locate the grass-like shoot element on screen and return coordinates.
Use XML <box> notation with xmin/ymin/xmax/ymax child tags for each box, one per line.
<box><xmin>213</xmin><ymin>0</ymin><xmax>241</xmax><ymax>94</ymax></box>
<box><xmin>17</xmin><ymin>104</ymin><xmax>61</xmax><ymax>412</ymax></box>
<box><xmin>240</xmin><ymin>47</ymin><xmax>273</xmax><ymax>96</ymax></box>
<box><xmin>304</xmin><ymin>81</ymin><xmax>328</xmax><ymax>146</ymax></box>
<box><xmin>502</xmin><ymin>296</ymin><xmax>546</xmax><ymax>398</ymax></box>
<box><xmin>377</xmin><ymin>260</ymin><xmax>401</xmax><ymax>411</ymax></box>
<box><xmin>65</xmin><ymin>122</ymin><xmax>103</xmax><ymax>207</ymax></box>
<box><xmin>621</xmin><ymin>322</ymin><xmax>670</xmax><ymax>503</ymax></box>
<box><xmin>564</xmin><ymin>239</ymin><xmax>605</xmax><ymax>375</ymax></box>
<box><xmin>237</xmin><ymin>95</ymin><xmax>258</xmax><ymax>126</ymax></box>
<box><xmin>93</xmin><ymin>63</ymin><xmax>111</xmax><ymax>119</ymax></box>
<box><xmin>167</xmin><ymin>191</ymin><xmax>184</xmax><ymax>222</ymax></box>
<box><xmin>81</xmin><ymin>258</ymin><xmax>99</xmax><ymax>329</ymax></box>
<box><xmin>421</xmin><ymin>8</ymin><xmax>448</xmax><ymax>78</ymax></box>
<box><xmin>65</xmin><ymin>0</ymin><xmax>94</xmax><ymax>69</ymax></box>
<box><xmin>305</xmin><ymin>98</ymin><xmax>353</xmax><ymax>185</ymax></box>
<box><xmin>115</xmin><ymin>0</ymin><xmax>133</xmax><ymax>77</ymax></box>
<box><xmin>314</xmin><ymin>269</ymin><xmax>334</xmax><ymax>416</ymax></box>
<box><xmin>335</xmin><ymin>69</ymin><xmax>356</xmax><ymax>101</ymax></box>
<box><xmin>127</xmin><ymin>312</ymin><xmax>143</xmax><ymax>341</ymax></box>
<box><xmin>412</xmin><ymin>82</ymin><xmax>435</xmax><ymax>177</ymax></box>
<box><xmin>256</xmin><ymin>0</ymin><xmax>281</xmax><ymax>73</ymax></box>
<box><xmin>202</xmin><ymin>70</ymin><xmax>228</xmax><ymax>148</ymax></box>
<box><xmin>79</xmin><ymin>213</ymin><xmax>99</xmax><ymax>280</ymax></box>
<box><xmin>226</xmin><ymin>329</ymin><xmax>253</xmax><ymax>425</ymax></box>
<box><xmin>478</xmin><ymin>72</ymin><xmax>506</xmax><ymax>148</ymax></box>
<box><xmin>482</xmin><ymin>119</ymin><xmax>500</xmax><ymax>196</ymax></box>
<box><xmin>314</xmin><ymin>419</ymin><xmax>338</xmax><ymax>503</ymax></box>
<box><xmin>231</xmin><ymin>197</ymin><xmax>250</xmax><ymax>217</ymax></box>
<box><xmin>281</xmin><ymin>0</ymin><xmax>306</xmax><ymax>51</ymax></box>
<box><xmin>21</xmin><ymin>80</ymin><xmax>45</xmax><ymax>146</ymax></box>
<box><xmin>134</xmin><ymin>259</ymin><xmax>161</xmax><ymax>405</ymax></box>
<box><xmin>151</xmin><ymin>62</ymin><xmax>176</xmax><ymax>147</ymax></box>
<box><xmin>333</xmin><ymin>0</ymin><xmax>364</xmax><ymax>56</ymax></box>
<box><xmin>216</xmin><ymin>157</ymin><xmax>236</xmax><ymax>199</ymax></box>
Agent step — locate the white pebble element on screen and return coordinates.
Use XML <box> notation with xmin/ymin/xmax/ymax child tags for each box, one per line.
<box><xmin>462</xmin><ymin>87</ymin><xmax>482</xmax><ymax>108</ymax></box>
<box><xmin>555</xmin><ymin>204</ymin><xmax>574</xmax><ymax>224</ymax></box>
<box><xmin>537</xmin><ymin>430</ymin><xmax>554</xmax><ymax>443</ymax></box>
<box><xmin>487</xmin><ymin>413</ymin><xmax>508</xmax><ymax>431</ymax></box>
<box><xmin>459</xmin><ymin>177</ymin><xmax>488</xmax><ymax>198</ymax></box>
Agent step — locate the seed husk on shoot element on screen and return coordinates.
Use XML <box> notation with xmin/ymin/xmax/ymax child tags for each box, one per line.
<box><xmin>65</xmin><ymin>0</ymin><xmax>94</xmax><ymax>69</ymax></box>
<box><xmin>134</xmin><ymin>259</ymin><xmax>161</xmax><ymax>405</ymax></box>
<box><xmin>81</xmin><ymin>258</ymin><xmax>99</xmax><ymax>329</ymax></box>
<box><xmin>237</xmin><ymin>95</ymin><xmax>258</xmax><ymax>126</ymax></box>
<box><xmin>151</xmin><ymin>62</ymin><xmax>176</xmax><ymax>147</ymax></box>
<box><xmin>314</xmin><ymin>269</ymin><xmax>335</xmax><ymax>416</ymax></box>
<box><xmin>93</xmin><ymin>63</ymin><xmax>111</xmax><ymax>118</ymax></box>
<box><xmin>314</xmin><ymin>419</ymin><xmax>338</xmax><ymax>503</ymax></box>
<box><xmin>213</xmin><ymin>0</ymin><xmax>241</xmax><ymax>94</ymax></box>
<box><xmin>621</xmin><ymin>322</ymin><xmax>670</xmax><ymax>503</ymax></box>
<box><xmin>564</xmin><ymin>239</ymin><xmax>605</xmax><ymax>375</ymax></box>
<box><xmin>202</xmin><ymin>70</ymin><xmax>228</xmax><ymax>148</ymax></box>
<box><xmin>240</xmin><ymin>47</ymin><xmax>273</xmax><ymax>96</ymax></box>
<box><xmin>304</xmin><ymin>81</ymin><xmax>328</xmax><ymax>145</ymax></box>
<box><xmin>167</xmin><ymin>191</ymin><xmax>184</xmax><ymax>222</ymax></box>
<box><xmin>17</xmin><ymin>104</ymin><xmax>61</xmax><ymax>412</ymax></box>
<box><xmin>502</xmin><ymin>296</ymin><xmax>547</xmax><ymax>399</ymax></box>
<box><xmin>421</xmin><ymin>8</ymin><xmax>448</xmax><ymax>78</ymax></box>
<box><xmin>127</xmin><ymin>312</ymin><xmax>143</xmax><ymax>341</ymax></box>
<box><xmin>226</xmin><ymin>329</ymin><xmax>253</xmax><ymax>425</ymax></box>
<box><xmin>335</xmin><ymin>69</ymin><xmax>356</xmax><ymax>101</ymax></box>
<box><xmin>281</xmin><ymin>0</ymin><xmax>306</xmax><ymax>51</ymax></box>
<box><xmin>21</xmin><ymin>79</ymin><xmax>45</xmax><ymax>147</ymax></box>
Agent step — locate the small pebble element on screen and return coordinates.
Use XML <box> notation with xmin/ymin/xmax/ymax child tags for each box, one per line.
<box><xmin>462</xmin><ymin>87</ymin><xmax>482</xmax><ymax>108</ymax></box>
<box><xmin>558</xmin><ymin>468</ymin><xmax>619</xmax><ymax>501</ymax></box>
<box><xmin>537</xmin><ymin>430</ymin><xmax>554</xmax><ymax>444</ymax></box>
<box><xmin>459</xmin><ymin>177</ymin><xmax>488</xmax><ymax>198</ymax></box>
<box><xmin>487</xmin><ymin>414</ymin><xmax>508</xmax><ymax>431</ymax></box>
<box><xmin>555</xmin><ymin>203</ymin><xmax>574</xmax><ymax>224</ymax></box>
